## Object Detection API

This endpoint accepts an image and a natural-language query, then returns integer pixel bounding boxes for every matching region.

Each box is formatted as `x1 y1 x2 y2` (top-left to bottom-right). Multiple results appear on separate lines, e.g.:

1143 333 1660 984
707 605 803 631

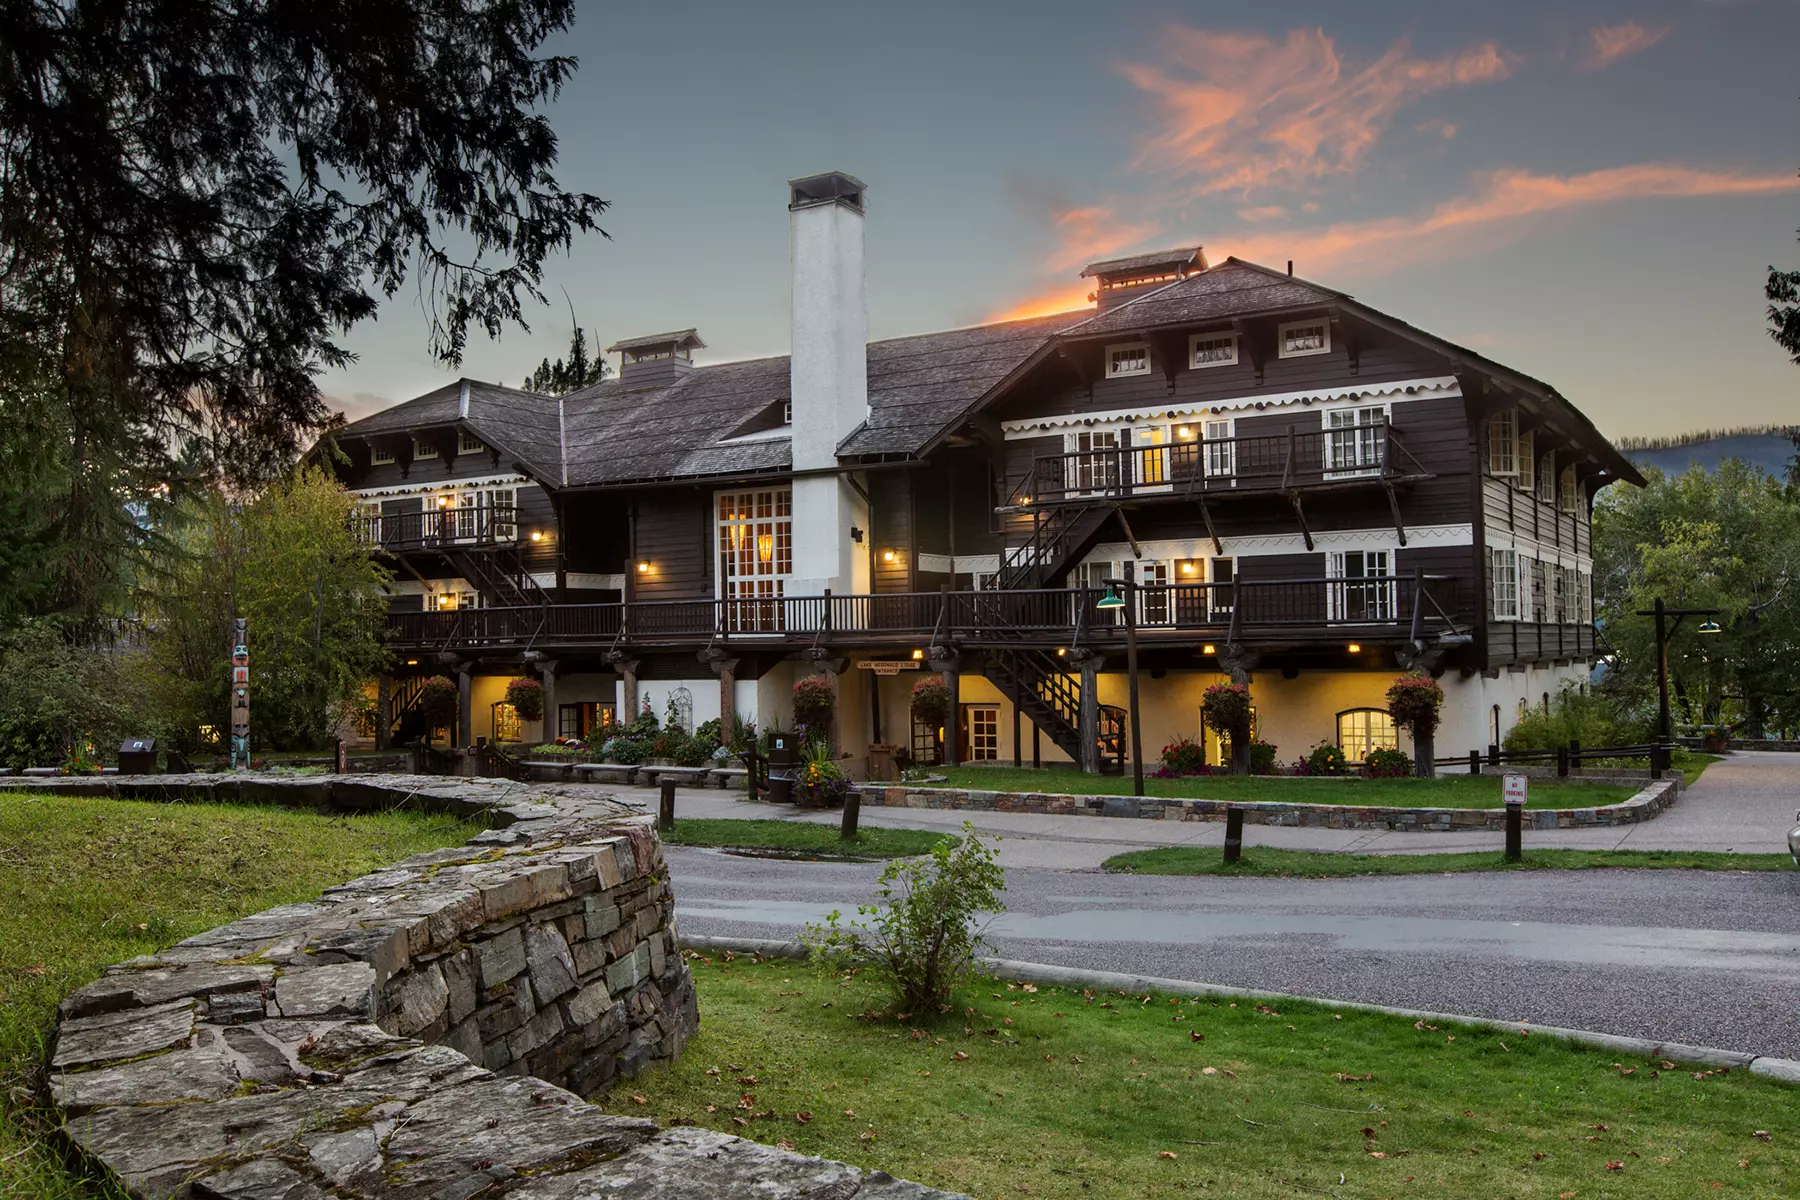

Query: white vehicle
1790 811 1800 869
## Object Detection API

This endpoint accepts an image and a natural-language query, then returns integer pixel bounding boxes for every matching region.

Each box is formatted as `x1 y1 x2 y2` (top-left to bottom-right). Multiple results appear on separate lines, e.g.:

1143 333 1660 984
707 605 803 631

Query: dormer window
412 437 438 460
1189 332 1237 369
371 444 396 465
782 402 792 425
1278 319 1330 358
1105 342 1151 379
459 430 485 454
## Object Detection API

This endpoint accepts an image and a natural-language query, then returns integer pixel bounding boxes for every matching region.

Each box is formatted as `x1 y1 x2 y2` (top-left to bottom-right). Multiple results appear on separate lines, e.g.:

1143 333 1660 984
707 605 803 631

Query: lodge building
327 171 1641 773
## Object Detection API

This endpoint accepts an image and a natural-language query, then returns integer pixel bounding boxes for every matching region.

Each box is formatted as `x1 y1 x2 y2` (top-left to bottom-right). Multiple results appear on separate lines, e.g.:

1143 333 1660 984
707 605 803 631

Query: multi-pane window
1337 708 1398 761
1133 425 1171 488
1190 332 1237 368
371 444 396 465
1137 561 1172 626
448 488 514 540
1105 342 1151 378
1278 319 1329 357
1516 431 1535 493
1327 550 1395 621
1324 406 1387 476
1535 451 1556 504
1487 410 1517 476
492 703 521 743
459 430 486 454
413 437 439 460
1203 418 1235 479
965 706 999 762
717 489 793 607
1066 430 1121 493
1560 464 1582 514
1490 547 1520 620
1551 566 1567 624
1577 570 1592 624
1527 559 1547 623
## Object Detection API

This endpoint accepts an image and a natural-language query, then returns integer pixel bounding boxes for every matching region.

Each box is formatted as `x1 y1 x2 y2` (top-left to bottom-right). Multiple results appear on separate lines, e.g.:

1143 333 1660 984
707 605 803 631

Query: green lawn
660 818 951 859
918 766 1638 810
1105 845 1797 877
0 791 479 1200
628 955 1796 1199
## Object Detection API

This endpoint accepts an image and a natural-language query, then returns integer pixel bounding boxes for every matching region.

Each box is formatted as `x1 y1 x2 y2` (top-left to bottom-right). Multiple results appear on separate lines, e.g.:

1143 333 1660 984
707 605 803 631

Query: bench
573 762 639 785
637 765 713 789
708 767 752 790
519 760 576 782
23 767 58 776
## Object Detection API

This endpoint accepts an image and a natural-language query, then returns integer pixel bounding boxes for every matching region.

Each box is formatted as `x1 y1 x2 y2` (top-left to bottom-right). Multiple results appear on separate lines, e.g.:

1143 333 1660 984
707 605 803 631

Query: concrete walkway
635 751 1800 868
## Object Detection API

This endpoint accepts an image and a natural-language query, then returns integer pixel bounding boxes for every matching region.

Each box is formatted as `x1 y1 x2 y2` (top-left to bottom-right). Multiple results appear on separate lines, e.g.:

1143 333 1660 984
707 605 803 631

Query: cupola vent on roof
606 329 705 391
1081 246 1207 311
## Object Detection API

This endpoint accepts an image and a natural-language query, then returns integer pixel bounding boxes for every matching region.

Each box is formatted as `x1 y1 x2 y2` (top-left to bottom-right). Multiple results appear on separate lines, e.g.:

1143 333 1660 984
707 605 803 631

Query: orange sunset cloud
1585 21 1670 71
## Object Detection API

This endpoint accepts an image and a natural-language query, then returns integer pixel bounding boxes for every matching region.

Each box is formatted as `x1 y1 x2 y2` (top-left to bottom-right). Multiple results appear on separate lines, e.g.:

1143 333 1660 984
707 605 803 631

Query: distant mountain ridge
1616 426 1796 479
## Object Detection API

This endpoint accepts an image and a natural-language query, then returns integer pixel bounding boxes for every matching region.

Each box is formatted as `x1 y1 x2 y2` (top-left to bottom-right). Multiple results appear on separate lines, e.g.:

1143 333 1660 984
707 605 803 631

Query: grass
920 766 1639 810
1104 845 1798 877
0 791 479 1200
626 955 1796 1199
660 818 951 859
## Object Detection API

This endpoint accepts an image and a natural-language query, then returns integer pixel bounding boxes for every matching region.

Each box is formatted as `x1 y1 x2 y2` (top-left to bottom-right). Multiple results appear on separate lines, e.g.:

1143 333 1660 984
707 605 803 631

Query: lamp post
1634 598 1722 748
1096 578 1144 797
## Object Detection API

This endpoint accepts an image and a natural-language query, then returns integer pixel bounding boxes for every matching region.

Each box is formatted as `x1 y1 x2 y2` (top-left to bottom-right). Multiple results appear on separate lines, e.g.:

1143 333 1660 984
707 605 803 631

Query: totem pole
230 617 251 770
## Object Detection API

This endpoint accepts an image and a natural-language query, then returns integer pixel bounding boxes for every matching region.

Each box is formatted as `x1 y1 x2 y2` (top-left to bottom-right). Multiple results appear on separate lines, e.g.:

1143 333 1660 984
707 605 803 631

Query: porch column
609 654 641 724
537 658 559 741
929 648 960 767
456 664 474 748
1069 649 1102 774
376 674 393 750
705 651 740 742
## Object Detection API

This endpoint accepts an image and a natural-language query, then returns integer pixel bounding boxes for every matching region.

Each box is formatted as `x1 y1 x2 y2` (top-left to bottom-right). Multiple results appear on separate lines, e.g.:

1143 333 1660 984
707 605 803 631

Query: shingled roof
1062 258 1342 337
338 379 566 478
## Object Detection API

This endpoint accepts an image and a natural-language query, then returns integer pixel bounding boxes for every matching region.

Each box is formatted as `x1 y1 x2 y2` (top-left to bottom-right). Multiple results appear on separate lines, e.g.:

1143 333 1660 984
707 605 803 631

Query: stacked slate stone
46 801 964 1199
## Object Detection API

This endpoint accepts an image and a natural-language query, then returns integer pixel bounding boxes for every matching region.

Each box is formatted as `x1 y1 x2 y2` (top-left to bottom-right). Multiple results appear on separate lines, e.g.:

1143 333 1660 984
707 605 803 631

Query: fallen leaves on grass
1158 1151 1177 1160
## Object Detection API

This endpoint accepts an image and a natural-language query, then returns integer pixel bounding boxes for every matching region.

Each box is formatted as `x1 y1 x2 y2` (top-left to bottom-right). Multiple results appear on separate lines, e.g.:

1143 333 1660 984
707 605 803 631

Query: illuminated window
1337 708 1398 761
1189 332 1237 368
1278 319 1329 358
1104 342 1151 378
717 488 793 625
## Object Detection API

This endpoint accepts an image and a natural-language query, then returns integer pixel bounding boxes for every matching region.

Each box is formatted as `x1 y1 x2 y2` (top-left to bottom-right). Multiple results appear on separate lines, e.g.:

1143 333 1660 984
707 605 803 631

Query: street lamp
1098 578 1144 798
1633 598 1723 747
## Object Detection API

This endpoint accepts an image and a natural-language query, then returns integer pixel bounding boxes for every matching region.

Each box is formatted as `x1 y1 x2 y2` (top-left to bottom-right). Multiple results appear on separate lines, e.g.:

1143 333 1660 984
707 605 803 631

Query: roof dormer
1081 247 1207 311
607 329 706 391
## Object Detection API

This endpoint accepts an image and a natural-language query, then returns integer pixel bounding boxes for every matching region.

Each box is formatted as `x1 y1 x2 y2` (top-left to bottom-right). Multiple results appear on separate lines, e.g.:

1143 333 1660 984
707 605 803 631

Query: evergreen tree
525 326 611 395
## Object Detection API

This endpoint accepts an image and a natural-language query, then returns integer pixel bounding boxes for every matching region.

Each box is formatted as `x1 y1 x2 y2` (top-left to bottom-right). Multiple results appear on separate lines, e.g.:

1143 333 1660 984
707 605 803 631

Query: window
717 488 793 628
459 430 485 454
1327 550 1395 622
1527 558 1546 623
782 401 792 425
371 444 396 465
1189 332 1238 368
1551 565 1567 624
1489 704 1502 749
964 705 999 762
1490 547 1519 620
1132 424 1171 489
1138 561 1172 626
1278 319 1329 357
1487 410 1517 476
1577 570 1591 624
1105 342 1151 378
1203 418 1235 480
1066 430 1121 493
431 589 477 611
1324 406 1387 476
412 437 439 460
1516 431 1535 493
1210 556 1235 620
1559 464 1582 514
558 702 615 740
1535 451 1556 504
492 702 521 743
1337 708 1398 761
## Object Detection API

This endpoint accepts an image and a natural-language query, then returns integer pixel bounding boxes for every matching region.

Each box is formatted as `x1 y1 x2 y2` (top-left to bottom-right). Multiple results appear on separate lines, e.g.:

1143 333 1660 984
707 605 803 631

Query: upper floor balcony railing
1005 422 1427 510
383 574 1479 651
355 504 519 551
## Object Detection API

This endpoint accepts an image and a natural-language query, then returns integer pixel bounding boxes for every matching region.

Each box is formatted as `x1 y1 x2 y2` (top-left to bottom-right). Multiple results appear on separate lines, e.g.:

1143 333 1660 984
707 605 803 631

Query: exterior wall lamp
636 561 651 574
1202 643 1216 655
882 549 898 563
1347 642 1361 653
530 530 543 543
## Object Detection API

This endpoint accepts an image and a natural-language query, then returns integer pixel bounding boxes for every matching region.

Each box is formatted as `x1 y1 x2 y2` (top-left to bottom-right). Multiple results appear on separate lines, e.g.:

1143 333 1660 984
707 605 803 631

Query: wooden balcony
1003 423 1428 511
382 574 1487 654
355 505 520 551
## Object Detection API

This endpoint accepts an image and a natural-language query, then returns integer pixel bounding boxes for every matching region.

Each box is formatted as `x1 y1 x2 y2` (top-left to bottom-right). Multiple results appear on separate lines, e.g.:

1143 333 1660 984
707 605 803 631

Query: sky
323 0 1800 440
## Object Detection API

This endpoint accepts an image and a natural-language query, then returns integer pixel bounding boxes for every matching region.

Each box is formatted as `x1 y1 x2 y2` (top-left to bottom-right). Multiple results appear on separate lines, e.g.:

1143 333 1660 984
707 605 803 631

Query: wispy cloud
1584 21 1670 70
1119 26 1515 197
1043 204 1163 272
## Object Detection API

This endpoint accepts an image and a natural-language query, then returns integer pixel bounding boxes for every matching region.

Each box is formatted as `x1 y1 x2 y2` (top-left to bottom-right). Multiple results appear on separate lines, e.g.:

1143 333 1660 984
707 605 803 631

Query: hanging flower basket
505 677 545 722
911 677 953 727
417 676 459 735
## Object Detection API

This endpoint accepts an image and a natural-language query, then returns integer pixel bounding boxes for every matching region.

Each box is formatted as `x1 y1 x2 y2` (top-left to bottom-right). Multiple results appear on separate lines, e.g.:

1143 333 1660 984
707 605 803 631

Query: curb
679 934 1800 1086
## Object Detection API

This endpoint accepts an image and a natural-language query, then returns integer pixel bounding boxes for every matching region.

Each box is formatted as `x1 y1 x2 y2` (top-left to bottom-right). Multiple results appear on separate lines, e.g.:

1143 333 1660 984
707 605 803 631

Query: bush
911 677 953 727
605 736 650 765
1305 742 1349 775
0 622 165 769
1249 741 1278 775
505 677 544 722
650 727 687 759
627 701 659 737
1365 747 1413 777
804 821 1004 1014
672 735 716 767
1160 737 1207 774
793 676 837 743
416 676 458 735
1504 685 1651 752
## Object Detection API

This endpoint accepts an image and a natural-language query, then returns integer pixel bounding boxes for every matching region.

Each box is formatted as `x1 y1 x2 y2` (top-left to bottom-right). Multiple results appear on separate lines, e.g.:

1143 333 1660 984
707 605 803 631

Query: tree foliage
524 325 610 394
1592 461 1800 737
1 1 606 626
140 469 391 750
0 621 162 769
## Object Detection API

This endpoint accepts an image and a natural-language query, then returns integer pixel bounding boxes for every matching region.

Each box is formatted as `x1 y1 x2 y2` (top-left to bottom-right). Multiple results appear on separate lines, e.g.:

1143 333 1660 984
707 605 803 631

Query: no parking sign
1503 773 1528 806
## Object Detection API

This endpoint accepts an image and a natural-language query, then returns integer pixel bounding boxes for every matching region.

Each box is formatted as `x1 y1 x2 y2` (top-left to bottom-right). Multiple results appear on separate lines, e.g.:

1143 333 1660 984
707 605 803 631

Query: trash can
767 733 797 804
867 742 901 781
118 738 157 775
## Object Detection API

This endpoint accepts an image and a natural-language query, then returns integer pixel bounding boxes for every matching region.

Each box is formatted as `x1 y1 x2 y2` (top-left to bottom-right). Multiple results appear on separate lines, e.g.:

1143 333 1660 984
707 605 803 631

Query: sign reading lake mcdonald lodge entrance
857 659 923 676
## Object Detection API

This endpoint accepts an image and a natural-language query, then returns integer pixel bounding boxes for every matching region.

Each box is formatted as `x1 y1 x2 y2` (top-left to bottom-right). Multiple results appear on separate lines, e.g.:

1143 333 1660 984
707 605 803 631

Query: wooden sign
229 617 250 771
857 660 922 676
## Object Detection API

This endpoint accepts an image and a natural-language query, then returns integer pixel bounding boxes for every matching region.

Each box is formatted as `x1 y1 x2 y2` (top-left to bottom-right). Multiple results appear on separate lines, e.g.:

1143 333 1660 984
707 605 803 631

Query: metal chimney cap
788 171 866 213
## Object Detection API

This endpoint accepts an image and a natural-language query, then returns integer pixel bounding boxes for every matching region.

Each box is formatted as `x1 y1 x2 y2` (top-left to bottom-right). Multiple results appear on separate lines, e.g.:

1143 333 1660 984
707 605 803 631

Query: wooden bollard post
1223 806 1244 864
1468 750 1481 776
840 790 862 841
658 778 676 833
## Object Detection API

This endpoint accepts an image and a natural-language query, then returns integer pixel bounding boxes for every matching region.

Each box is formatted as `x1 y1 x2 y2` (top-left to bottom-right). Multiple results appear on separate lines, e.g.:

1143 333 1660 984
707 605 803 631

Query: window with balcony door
1137 561 1173 626
1203 418 1235 481
1337 708 1398 761
449 488 515 541
1132 425 1171 491
717 489 793 628
1324 406 1387 477
1065 430 1120 494
1326 550 1395 622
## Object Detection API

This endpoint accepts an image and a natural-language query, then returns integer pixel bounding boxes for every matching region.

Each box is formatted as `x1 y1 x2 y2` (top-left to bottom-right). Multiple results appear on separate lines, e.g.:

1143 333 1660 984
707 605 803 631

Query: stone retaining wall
858 777 1681 832
31 773 961 1199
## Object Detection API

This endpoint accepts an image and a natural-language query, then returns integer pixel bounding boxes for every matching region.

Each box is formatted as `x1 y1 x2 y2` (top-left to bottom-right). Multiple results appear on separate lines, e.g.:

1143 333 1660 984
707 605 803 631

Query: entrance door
717 489 792 631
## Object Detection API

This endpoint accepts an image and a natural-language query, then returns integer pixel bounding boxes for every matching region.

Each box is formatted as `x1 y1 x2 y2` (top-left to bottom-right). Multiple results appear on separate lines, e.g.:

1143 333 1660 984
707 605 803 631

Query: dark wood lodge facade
329 172 1641 771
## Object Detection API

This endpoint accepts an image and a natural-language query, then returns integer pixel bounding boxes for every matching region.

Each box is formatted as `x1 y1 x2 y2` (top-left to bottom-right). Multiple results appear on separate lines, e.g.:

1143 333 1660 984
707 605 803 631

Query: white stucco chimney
786 172 871 597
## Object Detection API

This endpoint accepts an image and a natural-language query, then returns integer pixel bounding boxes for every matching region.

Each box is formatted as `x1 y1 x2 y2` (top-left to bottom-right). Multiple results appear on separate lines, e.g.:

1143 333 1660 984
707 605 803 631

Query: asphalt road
669 847 1800 1059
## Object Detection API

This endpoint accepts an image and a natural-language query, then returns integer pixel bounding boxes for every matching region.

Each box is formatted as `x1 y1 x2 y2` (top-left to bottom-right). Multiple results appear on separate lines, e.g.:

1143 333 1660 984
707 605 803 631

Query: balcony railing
1006 423 1424 509
356 504 519 550
383 575 1471 649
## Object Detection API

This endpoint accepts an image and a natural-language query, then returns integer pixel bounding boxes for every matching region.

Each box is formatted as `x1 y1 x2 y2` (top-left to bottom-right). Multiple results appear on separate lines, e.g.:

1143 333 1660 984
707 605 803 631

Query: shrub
911 678 953 727
693 718 722 747
0 622 165 769
1365 747 1413 777
672 735 716 767
1504 685 1650 752
1249 741 1278 775
650 727 687 759
1305 742 1349 775
793 676 838 743
627 701 659 737
804 821 1004 1014
605 736 650 765
1160 737 1207 774
416 676 459 736
504 677 544 722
